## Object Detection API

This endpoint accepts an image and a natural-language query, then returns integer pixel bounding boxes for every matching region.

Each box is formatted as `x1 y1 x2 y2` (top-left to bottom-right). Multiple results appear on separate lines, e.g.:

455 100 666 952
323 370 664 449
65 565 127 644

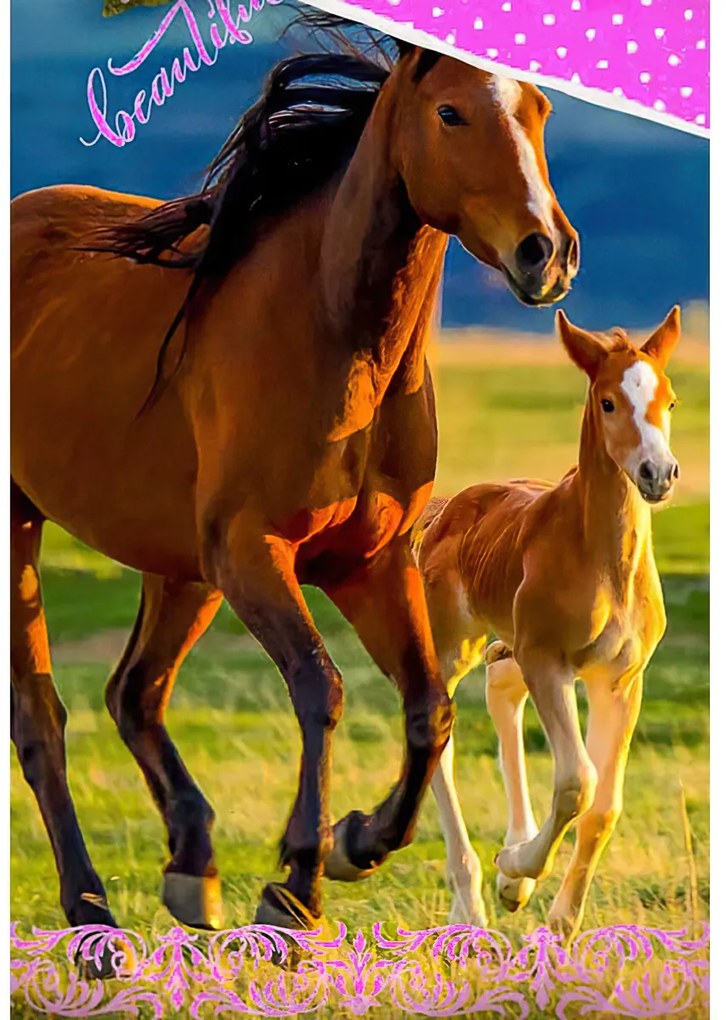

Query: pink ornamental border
10 921 710 1017
301 0 709 136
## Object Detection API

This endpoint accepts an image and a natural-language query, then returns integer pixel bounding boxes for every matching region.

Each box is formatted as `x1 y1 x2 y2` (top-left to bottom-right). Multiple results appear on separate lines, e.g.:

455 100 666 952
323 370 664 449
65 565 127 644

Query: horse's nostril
672 461 680 480
639 461 656 483
515 232 554 273
567 236 580 271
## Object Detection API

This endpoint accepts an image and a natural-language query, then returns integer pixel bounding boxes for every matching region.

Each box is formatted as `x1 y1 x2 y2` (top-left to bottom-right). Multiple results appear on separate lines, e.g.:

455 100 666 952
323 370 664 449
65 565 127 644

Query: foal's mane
84 11 431 411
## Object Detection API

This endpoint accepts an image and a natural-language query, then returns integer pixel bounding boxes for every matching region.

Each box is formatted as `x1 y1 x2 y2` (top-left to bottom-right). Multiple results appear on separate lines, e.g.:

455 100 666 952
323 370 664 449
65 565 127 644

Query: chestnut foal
414 308 681 937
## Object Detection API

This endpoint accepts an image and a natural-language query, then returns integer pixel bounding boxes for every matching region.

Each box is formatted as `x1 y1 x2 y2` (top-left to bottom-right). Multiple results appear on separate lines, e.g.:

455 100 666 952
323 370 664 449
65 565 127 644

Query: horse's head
557 307 682 504
388 50 579 306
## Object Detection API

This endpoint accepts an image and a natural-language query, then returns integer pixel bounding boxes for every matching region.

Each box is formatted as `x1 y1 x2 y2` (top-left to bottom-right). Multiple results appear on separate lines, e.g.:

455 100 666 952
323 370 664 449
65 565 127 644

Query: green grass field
10 333 709 1015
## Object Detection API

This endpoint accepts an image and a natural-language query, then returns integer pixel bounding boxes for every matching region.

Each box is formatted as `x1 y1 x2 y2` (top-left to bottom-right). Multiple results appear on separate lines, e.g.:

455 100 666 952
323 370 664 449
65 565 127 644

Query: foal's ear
556 310 606 380
640 306 681 367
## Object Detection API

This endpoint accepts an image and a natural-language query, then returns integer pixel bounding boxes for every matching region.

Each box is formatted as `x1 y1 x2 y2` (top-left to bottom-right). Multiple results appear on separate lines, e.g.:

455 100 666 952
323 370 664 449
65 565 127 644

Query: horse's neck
318 103 448 390
573 400 653 593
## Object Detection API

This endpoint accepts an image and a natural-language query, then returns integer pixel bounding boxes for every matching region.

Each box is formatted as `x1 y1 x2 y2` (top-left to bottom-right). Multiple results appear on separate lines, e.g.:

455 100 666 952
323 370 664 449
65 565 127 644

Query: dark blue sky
11 0 708 332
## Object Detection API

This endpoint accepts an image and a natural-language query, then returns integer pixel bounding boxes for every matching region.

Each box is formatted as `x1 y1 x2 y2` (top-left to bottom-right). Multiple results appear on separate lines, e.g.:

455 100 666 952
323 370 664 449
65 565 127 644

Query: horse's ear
640 306 681 367
556 310 606 380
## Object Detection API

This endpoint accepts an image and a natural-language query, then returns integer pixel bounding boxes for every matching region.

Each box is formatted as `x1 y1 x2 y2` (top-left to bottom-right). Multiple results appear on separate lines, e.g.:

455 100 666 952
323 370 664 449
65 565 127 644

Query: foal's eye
601 398 615 413
438 105 467 126
668 401 676 412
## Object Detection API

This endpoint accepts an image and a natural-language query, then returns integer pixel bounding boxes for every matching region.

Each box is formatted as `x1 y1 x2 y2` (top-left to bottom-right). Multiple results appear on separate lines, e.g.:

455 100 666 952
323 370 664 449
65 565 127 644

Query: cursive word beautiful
82 0 281 148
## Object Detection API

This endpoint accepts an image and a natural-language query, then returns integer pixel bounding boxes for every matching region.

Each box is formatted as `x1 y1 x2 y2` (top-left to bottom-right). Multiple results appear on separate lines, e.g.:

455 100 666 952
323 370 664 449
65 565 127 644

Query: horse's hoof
324 816 378 882
162 871 224 931
76 936 134 981
254 884 322 968
497 873 536 913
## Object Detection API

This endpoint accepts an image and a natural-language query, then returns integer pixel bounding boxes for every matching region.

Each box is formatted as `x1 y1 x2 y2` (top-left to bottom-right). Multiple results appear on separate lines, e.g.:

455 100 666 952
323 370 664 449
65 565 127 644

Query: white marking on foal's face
490 77 554 235
620 360 672 479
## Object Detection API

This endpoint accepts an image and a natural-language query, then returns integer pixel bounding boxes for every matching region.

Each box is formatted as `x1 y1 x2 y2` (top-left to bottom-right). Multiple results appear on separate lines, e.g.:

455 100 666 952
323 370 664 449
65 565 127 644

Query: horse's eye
601 398 615 413
438 105 467 126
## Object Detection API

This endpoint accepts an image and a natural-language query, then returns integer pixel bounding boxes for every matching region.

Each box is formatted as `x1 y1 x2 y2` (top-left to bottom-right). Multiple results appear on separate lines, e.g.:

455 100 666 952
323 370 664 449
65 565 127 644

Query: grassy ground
10 331 709 1015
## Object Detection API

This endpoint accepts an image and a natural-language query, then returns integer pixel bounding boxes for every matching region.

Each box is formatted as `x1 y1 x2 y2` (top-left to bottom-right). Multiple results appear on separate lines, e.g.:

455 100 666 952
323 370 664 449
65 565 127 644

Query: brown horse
11 27 578 939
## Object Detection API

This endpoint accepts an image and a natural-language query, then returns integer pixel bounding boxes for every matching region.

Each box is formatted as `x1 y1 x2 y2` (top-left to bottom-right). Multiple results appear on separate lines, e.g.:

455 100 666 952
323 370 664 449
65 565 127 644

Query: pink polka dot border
304 0 709 136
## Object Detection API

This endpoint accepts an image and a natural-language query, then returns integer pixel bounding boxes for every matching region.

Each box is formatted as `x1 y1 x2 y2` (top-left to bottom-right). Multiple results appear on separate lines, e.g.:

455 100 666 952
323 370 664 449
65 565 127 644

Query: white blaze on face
620 360 672 476
489 76 555 236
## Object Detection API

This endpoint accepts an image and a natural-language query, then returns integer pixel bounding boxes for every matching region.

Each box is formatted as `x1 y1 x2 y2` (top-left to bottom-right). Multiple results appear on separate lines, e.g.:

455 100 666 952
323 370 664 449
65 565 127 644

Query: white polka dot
585 28 596 41
641 0 652 5
446 31 456 43
432 6 443 15
695 113 706 124
640 71 651 83
654 27 665 39
654 99 666 111
571 0 581 9
571 71 581 83
596 59 609 69
543 13 556 25
514 32 526 44
627 40 638 54
696 39 706 49
501 1 511 10
556 46 567 58
487 47 499 57
388 0 400 6
612 13 623 25
613 86 624 96
474 16 483 28
668 54 681 66
680 85 693 97
530 59 541 70
684 8 693 20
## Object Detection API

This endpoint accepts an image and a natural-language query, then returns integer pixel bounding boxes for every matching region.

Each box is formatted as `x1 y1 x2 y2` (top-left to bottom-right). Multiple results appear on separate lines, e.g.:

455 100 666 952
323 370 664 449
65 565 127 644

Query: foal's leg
496 651 597 883
431 730 488 925
209 524 343 927
323 539 454 880
105 574 223 929
10 492 116 930
485 643 538 912
547 672 643 939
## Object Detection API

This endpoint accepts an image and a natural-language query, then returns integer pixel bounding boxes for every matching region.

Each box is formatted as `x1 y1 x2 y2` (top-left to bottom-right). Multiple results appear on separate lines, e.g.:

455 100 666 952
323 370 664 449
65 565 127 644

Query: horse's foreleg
547 672 643 940
10 494 116 932
323 539 454 880
209 523 343 928
105 574 223 929
495 651 597 883
485 645 538 912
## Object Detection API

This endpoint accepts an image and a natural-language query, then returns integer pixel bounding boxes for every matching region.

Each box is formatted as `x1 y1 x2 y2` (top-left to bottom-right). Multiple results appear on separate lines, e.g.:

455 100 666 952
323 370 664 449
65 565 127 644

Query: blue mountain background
11 0 708 333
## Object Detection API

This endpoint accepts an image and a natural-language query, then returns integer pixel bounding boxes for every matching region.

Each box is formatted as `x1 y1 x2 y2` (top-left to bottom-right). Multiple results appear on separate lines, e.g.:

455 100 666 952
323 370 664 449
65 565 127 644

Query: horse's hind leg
10 487 116 930
485 643 538 912
105 574 223 929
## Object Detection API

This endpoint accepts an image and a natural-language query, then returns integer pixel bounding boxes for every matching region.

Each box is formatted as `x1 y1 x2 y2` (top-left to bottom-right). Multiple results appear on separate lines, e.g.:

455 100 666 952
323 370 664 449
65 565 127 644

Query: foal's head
557 308 682 504
386 50 579 306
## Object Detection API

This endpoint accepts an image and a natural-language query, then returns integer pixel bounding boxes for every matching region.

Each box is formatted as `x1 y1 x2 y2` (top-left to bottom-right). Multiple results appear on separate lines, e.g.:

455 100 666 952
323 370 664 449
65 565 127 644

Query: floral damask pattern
10 922 709 1017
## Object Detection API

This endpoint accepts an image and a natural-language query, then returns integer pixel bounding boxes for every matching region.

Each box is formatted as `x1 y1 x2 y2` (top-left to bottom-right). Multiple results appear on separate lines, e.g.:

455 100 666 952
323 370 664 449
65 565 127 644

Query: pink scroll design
10 921 709 1017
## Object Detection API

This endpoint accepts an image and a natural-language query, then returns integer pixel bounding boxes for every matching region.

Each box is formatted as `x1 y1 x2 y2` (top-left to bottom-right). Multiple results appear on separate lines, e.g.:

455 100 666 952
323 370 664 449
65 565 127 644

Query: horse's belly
11 404 203 579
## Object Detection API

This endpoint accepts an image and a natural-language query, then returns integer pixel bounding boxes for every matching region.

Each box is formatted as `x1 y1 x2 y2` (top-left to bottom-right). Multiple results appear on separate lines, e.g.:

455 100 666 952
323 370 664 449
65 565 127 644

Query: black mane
82 10 436 409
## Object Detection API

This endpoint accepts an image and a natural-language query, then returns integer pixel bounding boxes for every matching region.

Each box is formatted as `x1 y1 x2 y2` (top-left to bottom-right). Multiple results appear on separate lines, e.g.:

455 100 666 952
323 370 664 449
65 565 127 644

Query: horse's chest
576 585 665 680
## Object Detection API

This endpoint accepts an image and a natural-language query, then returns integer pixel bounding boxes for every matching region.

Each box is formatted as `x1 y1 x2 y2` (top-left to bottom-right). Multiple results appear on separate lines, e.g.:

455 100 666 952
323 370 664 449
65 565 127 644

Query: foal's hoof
324 815 378 882
485 640 513 665
162 871 224 931
497 872 537 913
254 884 322 968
